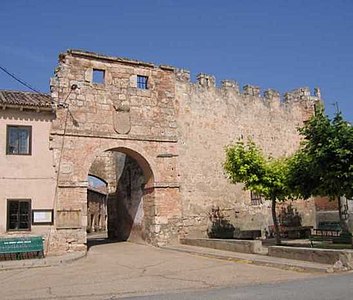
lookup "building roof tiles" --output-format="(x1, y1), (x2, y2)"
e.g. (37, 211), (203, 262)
(0, 90), (53, 108)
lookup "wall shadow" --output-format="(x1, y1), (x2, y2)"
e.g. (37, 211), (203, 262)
(108, 153), (146, 242)
(86, 232), (120, 250)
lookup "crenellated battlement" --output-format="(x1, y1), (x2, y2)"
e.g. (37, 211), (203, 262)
(175, 68), (321, 107)
(197, 73), (216, 88)
(52, 49), (320, 130)
(243, 85), (261, 97)
(175, 68), (191, 82)
(56, 50), (321, 108)
(264, 89), (281, 101)
(284, 87), (310, 102)
(221, 80), (239, 91)
(283, 87), (322, 103)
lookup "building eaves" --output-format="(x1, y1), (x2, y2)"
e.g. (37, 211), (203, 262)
(0, 90), (54, 110)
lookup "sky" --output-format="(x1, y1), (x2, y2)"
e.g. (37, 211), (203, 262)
(88, 175), (107, 188)
(1, 0), (353, 121)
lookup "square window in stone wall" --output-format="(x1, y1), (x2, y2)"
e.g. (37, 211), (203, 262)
(137, 75), (148, 89)
(250, 191), (263, 205)
(93, 69), (105, 84)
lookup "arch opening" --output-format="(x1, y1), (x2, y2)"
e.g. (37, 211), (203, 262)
(87, 147), (155, 246)
(87, 175), (108, 234)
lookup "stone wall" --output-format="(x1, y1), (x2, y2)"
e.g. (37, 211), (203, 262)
(50, 50), (178, 140)
(89, 151), (118, 193)
(47, 49), (319, 254)
(108, 153), (146, 241)
(315, 197), (339, 211)
(87, 188), (107, 232)
(48, 50), (181, 254)
(175, 71), (318, 237)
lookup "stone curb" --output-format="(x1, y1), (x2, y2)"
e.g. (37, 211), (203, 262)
(162, 245), (333, 274)
(0, 251), (86, 271)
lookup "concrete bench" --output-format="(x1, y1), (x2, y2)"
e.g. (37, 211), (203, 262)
(233, 230), (261, 240)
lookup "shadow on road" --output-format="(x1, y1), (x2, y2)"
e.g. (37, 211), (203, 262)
(86, 232), (122, 250)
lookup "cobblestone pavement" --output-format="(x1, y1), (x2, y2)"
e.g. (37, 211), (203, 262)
(0, 241), (324, 300)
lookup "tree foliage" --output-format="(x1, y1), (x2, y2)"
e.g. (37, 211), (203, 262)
(224, 141), (289, 200)
(288, 108), (353, 232)
(224, 141), (290, 244)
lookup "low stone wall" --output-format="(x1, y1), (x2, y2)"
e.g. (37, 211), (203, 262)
(180, 238), (266, 254)
(268, 246), (353, 268)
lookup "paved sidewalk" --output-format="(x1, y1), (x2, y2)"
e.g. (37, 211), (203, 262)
(0, 242), (322, 300)
(163, 244), (334, 273)
(0, 251), (86, 271)
(0, 242), (337, 273)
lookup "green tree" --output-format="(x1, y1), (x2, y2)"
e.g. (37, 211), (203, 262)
(288, 108), (353, 233)
(224, 141), (290, 245)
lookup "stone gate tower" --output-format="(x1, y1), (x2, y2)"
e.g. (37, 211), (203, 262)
(47, 49), (319, 254)
(49, 50), (182, 253)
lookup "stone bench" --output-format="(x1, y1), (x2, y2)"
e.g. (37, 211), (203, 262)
(180, 238), (266, 254)
(268, 245), (353, 267)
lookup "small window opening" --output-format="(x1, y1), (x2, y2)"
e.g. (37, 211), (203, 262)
(7, 125), (32, 155)
(250, 191), (263, 206)
(7, 199), (31, 231)
(137, 75), (148, 89)
(93, 69), (105, 84)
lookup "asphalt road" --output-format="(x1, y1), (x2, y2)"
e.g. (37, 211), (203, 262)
(125, 272), (353, 300)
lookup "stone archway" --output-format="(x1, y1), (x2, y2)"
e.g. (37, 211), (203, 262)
(48, 135), (182, 255)
(88, 147), (156, 243)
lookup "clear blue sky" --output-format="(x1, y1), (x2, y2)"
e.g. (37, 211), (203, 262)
(1, 0), (352, 120)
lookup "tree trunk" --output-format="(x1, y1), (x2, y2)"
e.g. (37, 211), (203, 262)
(271, 198), (281, 245)
(337, 196), (349, 233)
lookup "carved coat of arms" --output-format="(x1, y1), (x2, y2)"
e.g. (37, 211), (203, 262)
(113, 101), (131, 134)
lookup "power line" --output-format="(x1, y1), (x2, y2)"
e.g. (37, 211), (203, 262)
(0, 65), (43, 94)
(0, 64), (80, 110)
(0, 64), (72, 106)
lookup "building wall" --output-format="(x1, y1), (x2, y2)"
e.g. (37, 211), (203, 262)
(175, 72), (318, 237)
(314, 197), (353, 231)
(108, 153), (146, 241)
(0, 109), (56, 251)
(89, 151), (118, 194)
(87, 189), (107, 232)
(48, 50), (181, 253)
(315, 197), (339, 211)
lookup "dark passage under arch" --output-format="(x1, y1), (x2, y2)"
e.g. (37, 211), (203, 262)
(87, 147), (155, 248)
